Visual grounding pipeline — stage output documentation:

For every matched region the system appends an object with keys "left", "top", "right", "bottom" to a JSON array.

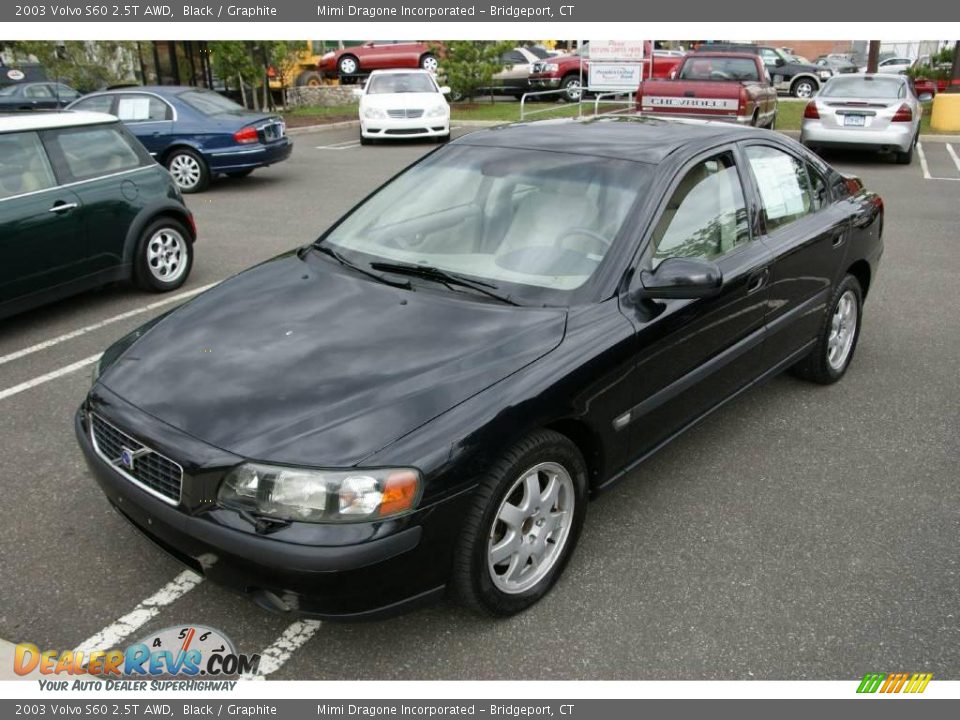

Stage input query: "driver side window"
[{"left": 650, "top": 153, "right": 750, "bottom": 268}]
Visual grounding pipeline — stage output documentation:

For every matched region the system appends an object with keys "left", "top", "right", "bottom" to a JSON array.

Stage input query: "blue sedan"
[{"left": 67, "top": 86, "right": 293, "bottom": 193}]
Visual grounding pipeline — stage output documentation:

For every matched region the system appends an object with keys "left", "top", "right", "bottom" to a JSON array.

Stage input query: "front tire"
[
  {"left": 165, "top": 148, "right": 209, "bottom": 194},
  {"left": 451, "top": 429, "right": 588, "bottom": 616},
  {"left": 791, "top": 274, "right": 863, "bottom": 384},
  {"left": 560, "top": 75, "right": 583, "bottom": 103},
  {"left": 419, "top": 53, "right": 439, "bottom": 73},
  {"left": 134, "top": 218, "right": 194, "bottom": 293}
]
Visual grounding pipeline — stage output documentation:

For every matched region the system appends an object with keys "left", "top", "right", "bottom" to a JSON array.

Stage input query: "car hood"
[
  {"left": 362, "top": 92, "right": 445, "bottom": 109},
  {"left": 100, "top": 251, "right": 566, "bottom": 467}
]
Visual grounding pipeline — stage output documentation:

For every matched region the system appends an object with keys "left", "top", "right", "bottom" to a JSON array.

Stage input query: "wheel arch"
[
  {"left": 791, "top": 74, "right": 820, "bottom": 91},
  {"left": 542, "top": 417, "right": 606, "bottom": 489},
  {"left": 846, "top": 259, "right": 872, "bottom": 300},
  {"left": 159, "top": 141, "right": 206, "bottom": 166}
]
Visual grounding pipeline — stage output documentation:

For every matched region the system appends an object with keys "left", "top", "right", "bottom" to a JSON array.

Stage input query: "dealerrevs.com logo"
[
  {"left": 856, "top": 673, "right": 933, "bottom": 694},
  {"left": 14, "top": 625, "right": 261, "bottom": 689}
]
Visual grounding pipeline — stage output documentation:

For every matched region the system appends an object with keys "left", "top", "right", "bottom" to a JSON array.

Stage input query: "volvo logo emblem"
[{"left": 118, "top": 446, "right": 147, "bottom": 471}]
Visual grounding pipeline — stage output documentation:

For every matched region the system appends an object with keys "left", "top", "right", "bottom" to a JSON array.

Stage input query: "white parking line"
[
  {"left": 315, "top": 140, "right": 361, "bottom": 150},
  {"left": 73, "top": 570, "right": 204, "bottom": 655},
  {"left": 917, "top": 142, "right": 932, "bottom": 179},
  {"left": 0, "top": 353, "right": 101, "bottom": 402},
  {"left": 242, "top": 620, "right": 322, "bottom": 681},
  {"left": 0, "top": 282, "right": 218, "bottom": 369},
  {"left": 946, "top": 143, "right": 960, "bottom": 174}
]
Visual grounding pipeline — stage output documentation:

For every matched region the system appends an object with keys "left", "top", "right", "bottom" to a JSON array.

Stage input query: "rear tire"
[
  {"left": 451, "top": 429, "right": 588, "bottom": 616},
  {"left": 296, "top": 71, "right": 323, "bottom": 88},
  {"left": 791, "top": 78, "right": 818, "bottom": 99},
  {"left": 791, "top": 274, "right": 863, "bottom": 384},
  {"left": 165, "top": 148, "right": 209, "bottom": 194},
  {"left": 895, "top": 132, "right": 917, "bottom": 165},
  {"left": 134, "top": 218, "right": 194, "bottom": 293}
]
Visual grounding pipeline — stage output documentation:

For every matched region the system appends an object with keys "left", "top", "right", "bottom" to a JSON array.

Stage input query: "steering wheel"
[{"left": 557, "top": 227, "right": 613, "bottom": 253}]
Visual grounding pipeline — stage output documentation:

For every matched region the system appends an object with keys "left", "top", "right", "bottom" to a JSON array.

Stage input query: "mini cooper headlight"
[
  {"left": 218, "top": 464, "right": 421, "bottom": 523},
  {"left": 363, "top": 107, "right": 386, "bottom": 119},
  {"left": 426, "top": 104, "right": 448, "bottom": 117}
]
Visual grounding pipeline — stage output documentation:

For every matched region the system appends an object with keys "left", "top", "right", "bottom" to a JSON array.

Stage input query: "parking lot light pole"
[{"left": 930, "top": 41, "right": 960, "bottom": 132}]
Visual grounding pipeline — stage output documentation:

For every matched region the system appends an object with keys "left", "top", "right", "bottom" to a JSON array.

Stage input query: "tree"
[
  {"left": 209, "top": 41, "right": 303, "bottom": 109},
  {"left": 3, "top": 41, "right": 137, "bottom": 91},
  {"left": 436, "top": 41, "right": 516, "bottom": 102}
]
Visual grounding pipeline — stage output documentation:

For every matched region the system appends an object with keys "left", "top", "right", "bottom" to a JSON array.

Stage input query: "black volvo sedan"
[{"left": 77, "top": 116, "right": 884, "bottom": 619}]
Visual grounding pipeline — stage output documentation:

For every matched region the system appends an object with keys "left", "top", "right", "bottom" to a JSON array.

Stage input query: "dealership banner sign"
[{"left": 588, "top": 63, "right": 643, "bottom": 92}]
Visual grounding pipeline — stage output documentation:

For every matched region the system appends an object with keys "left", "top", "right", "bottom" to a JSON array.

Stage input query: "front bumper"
[
  {"left": 361, "top": 116, "right": 449, "bottom": 140},
  {"left": 207, "top": 137, "right": 294, "bottom": 173},
  {"left": 75, "top": 396, "right": 468, "bottom": 619},
  {"left": 801, "top": 121, "right": 914, "bottom": 153},
  {"left": 529, "top": 77, "right": 562, "bottom": 89}
]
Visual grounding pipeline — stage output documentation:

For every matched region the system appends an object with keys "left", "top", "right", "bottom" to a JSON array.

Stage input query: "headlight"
[
  {"left": 426, "top": 104, "right": 448, "bottom": 117},
  {"left": 363, "top": 107, "right": 386, "bottom": 119},
  {"left": 542, "top": 63, "right": 559, "bottom": 73},
  {"left": 218, "top": 463, "right": 422, "bottom": 523}
]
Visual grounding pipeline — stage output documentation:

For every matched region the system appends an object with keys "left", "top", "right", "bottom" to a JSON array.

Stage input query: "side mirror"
[
  {"left": 636, "top": 257, "right": 723, "bottom": 300},
  {"left": 775, "top": 57, "right": 785, "bottom": 67},
  {"left": 351, "top": 88, "right": 363, "bottom": 99},
  {"left": 439, "top": 86, "right": 451, "bottom": 95}
]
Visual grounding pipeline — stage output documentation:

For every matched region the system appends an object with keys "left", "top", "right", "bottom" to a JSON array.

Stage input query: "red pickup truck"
[
  {"left": 528, "top": 42, "right": 683, "bottom": 102},
  {"left": 636, "top": 53, "right": 778, "bottom": 128}
]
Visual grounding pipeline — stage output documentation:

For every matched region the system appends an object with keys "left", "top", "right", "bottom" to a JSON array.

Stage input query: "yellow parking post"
[{"left": 930, "top": 93, "right": 960, "bottom": 132}]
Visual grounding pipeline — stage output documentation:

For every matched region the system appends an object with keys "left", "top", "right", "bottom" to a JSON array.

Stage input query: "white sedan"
[{"left": 355, "top": 69, "right": 451, "bottom": 144}]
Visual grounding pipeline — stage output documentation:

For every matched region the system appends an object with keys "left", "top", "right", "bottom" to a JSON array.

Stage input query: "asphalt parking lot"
[{"left": 1, "top": 124, "right": 958, "bottom": 681}]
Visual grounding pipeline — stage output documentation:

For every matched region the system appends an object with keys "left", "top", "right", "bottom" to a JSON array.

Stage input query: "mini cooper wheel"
[
  {"left": 792, "top": 274, "right": 863, "bottom": 384},
  {"left": 166, "top": 149, "right": 209, "bottom": 193},
  {"left": 452, "top": 429, "right": 587, "bottom": 616},
  {"left": 134, "top": 218, "right": 194, "bottom": 292}
]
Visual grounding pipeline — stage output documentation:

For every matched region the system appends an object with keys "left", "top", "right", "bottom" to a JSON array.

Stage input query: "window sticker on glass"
[
  {"left": 117, "top": 97, "right": 153, "bottom": 121},
  {"left": 747, "top": 152, "right": 808, "bottom": 222}
]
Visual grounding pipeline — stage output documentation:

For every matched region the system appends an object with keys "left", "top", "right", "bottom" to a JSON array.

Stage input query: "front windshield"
[
  {"left": 321, "top": 144, "right": 651, "bottom": 302},
  {"left": 367, "top": 73, "right": 436, "bottom": 94},
  {"left": 821, "top": 76, "right": 905, "bottom": 99},
  {"left": 178, "top": 89, "right": 246, "bottom": 114}
]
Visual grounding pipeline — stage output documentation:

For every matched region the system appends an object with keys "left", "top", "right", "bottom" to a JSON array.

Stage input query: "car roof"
[
  {"left": 453, "top": 115, "right": 768, "bottom": 165},
  {"left": 0, "top": 111, "right": 118, "bottom": 134},
  {"left": 690, "top": 52, "right": 757, "bottom": 60}
]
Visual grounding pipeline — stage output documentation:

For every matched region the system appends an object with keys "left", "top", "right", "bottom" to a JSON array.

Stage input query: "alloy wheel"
[
  {"left": 421, "top": 56, "right": 439, "bottom": 73},
  {"left": 168, "top": 154, "right": 202, "bottom": 191},
  {"left": 487, "top": 461, "right": 575, "bottom": 594},
  {"left": 827, "top": 289, "right": 858, "bottom": 371},
  {"left": 340, "top": 57, "right": 358, "bottom": 75},
  {"left": 146, "top": 227, "right": 188, "bottom": 284},
  {"left": 794, "top": 80, "right": 815, "bottom": 99}
]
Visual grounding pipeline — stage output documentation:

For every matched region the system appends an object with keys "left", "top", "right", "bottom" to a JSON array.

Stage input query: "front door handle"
[
  {"left": 747, "top": 267, "right": 770, "bottom": 294},
  {"left": 832, "top": 230, "right": 847, "bottom": 247},
  {"left": 49, "top": 202, "right": 79, "bottom": 214}
]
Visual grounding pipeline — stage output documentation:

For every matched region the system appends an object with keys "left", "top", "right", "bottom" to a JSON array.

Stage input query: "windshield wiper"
[
  {"left": 369, "top": 262, "right": 518, "bottom": 305},
  {"left": 312, "top": 245, "right": 411, "bottom": 289}
]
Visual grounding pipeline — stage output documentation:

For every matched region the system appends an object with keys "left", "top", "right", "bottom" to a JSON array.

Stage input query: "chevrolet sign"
[{"left": 643, "top": 97, "right": 739, "bottom": 110}]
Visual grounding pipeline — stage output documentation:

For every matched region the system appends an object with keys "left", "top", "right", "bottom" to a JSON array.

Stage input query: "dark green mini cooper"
[{"left": 0, "top": 112, "right": 196, "bottom": 320}]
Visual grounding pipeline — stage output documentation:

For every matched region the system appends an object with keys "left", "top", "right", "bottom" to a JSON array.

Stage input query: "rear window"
[
  {"left": 178, "top": 89, "right": 245, "bottom": 115},
  {"left": 821, "top": 76, "right": 905, "bottom": 99},
  {"left": 0, "top": 131, "right": 57, "bottom": 199},
  {"left": 679, "top": 57, "right": 759, "bottom": 81},
  {"left": 47, "top": 124, "right": 145, "bottom": 181}
]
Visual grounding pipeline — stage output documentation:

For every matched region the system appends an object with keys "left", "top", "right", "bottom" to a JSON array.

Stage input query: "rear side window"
[
  {"left": 70, "top": 94, "right": 115, "bottom": 114},
  {"left": 117, "top": 94, "right": 171, "bottom": 122},
  {"left": 46, "top": 125, "right": 144, "bottom": 182},
  {"left": 24, "top": 84, "right": 53, "bottom": 98},
  {"left": 0, "top": 131, "right": 57, "bottom": 199},
  {"left": 744, "top": 145, "right": 813, "bottom": 232}
]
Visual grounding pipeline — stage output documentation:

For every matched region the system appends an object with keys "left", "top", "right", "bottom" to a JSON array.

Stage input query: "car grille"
[
  {"left": 90, "top": 413, "right": 183, "bottom": 505},
  {"left": 261, "top": 120, "right": 285, "bottom": 142},
  {"left": 387, "top": 109, "right": 424, "bottom": 119}
]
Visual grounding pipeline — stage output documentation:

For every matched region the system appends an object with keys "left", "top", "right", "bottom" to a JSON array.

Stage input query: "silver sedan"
[{"left": 800, "top": 74, "right": 922, "bottom": 164}]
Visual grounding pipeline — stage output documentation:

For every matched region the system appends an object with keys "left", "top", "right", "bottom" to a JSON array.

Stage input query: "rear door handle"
[
  {"left": 832, "top": 230, "right": 847, "bottom": 247},
  {"left": 747, "top": 267, "right": 770, "bottom": 294},
  {"left": 49, "top": 202, "right": 79, "bottom": 214}
]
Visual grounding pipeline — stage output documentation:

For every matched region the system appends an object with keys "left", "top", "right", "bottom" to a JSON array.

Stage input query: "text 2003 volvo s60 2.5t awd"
[{"left": 76, "top": 116, "right": 883, "bottom": 619}]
